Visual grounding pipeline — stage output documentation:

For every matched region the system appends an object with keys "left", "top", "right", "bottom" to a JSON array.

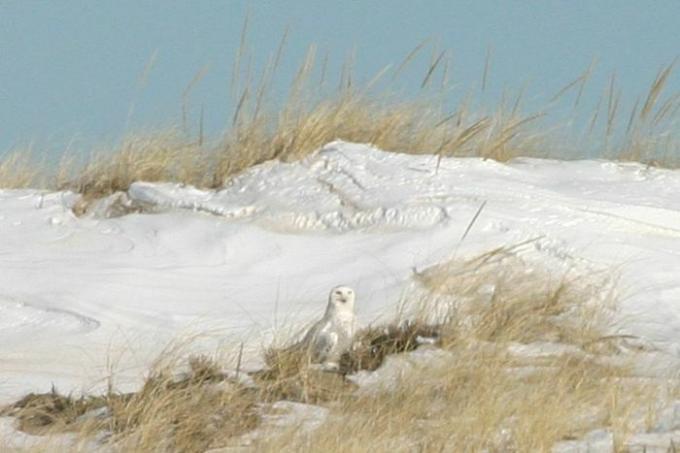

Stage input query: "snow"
[
  {"left": 3, "top": 140, "right": 680, "bottom": 409},
  {"left": 552, "top": 429, "right": 615, "bottom": 453},
  {"left": 0, "top": 416, "right": 94, "bottom": 452},
  {"left": 205, "top": 400, "right": 330, "bottom": 451}
]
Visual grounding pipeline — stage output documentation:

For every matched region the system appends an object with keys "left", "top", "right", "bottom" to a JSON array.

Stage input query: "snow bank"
[{"left": 2, "top": 141, "right": 680, "bottom": 402}]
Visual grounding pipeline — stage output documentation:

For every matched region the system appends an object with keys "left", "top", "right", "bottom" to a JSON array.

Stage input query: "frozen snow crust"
[{"left": 2, "top": 140, "right": 680, "bottom": 402}]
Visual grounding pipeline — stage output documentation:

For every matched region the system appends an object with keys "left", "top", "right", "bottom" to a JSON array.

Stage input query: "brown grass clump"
[
  {"left": 254, "top": 347, "right": 357, "bottom": 404},
  {"left": 0, "top": 151, "right": 44, "bottom": 189},
  {"left": 409, "top": 241, "right": 614, "bottom": 352},
  {"left": 4, "top": 39, "right": 677, "bottom": 197},
  {"left": 255, "top": 320, "right": 442, "bottom": 404},
  {"left": 0, "top": 387, "right": 107, "bottom": 435},
  {"left": 252, "top": 247, "right": 666, "bottom": 451},
  {"left": 1, "top": 355, "right": 260, "bottom": 453},
  {"left": 64, "top": 132, "right": 209, "bottom": 210},
  {"left": 3, "top": 247, "right": 675, "bottom": 451},
  {"left": 212, "top": 86, "right": 547, "bottom": 185},
  {"left": 212, "top": 41, "right": 549, "bottom": 185},
  {"left": 338, "top": 321, "right": 441, "bottom": 374},
  {"left": 615, "top": 62, "right": 680, "bottom": 166},
  {"left": 104, "top": 355, "right": 259, "bottom": 452},
  {"left": 258, "top": 350, "right": 654, "bottom": 452}
]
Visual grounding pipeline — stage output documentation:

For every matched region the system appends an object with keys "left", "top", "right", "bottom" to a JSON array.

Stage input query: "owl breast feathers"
[{"left": 301, "top": 286, "right": 356, "bottom": 365}]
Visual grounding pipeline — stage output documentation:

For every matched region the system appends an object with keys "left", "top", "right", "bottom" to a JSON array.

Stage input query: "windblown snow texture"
[{"left": 2, "top": 141, "right": 680, "bottom": 402}]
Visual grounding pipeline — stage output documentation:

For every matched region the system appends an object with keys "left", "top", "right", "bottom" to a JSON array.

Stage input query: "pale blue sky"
[{"left": 1, "top": 1, "right": 679, "bottom": 157}]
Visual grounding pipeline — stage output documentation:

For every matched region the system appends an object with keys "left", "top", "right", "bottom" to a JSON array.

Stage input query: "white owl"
[{"left": 300, "top": 285, "right": 357, "bottom": 367}]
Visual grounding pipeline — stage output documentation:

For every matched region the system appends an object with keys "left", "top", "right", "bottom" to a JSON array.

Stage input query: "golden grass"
[
  {"left": 104, "top": 355, "right": 258, "bottom": 452},
  {"left": 62, "top": 132, "right": 209, "bottom": 211},
  {"left": 408, "top": 242, "right": 613, "bottom": 350},
  {"left": 1, "top": 355, "right": 259, "bottom": 453},
  {"left": 612, "top": 62, "right": 680, "bottom": 165},
  {"left": 338, "top": 321, "right": 442, "bottom": 374},
  {"left": 254, "top": 349, "right": 357, "bottom": 404},
  {"left": 254, "top": 321, "right": 439, "bottom": 404},
  {"left": 257, "top": 352, "right": 657, "bottom": 452},
  {"left": 0, "top": 151, "right": 44, "bottom": 189},
  {"left": 253, "top": 247, "right": 670, "bottom": 452},
  {"left": 1, "top": 248, "right": 677, "bottom": 452},
  {"left": 1, "top": 388, "right": 107, "bottom": 436},
  {"left": 213, "top": 93, "right": 548, "bottom": 185},
  {"left": 211, "top": 42, "right": 551, "bottom": 183},
  {"left": 2, "top": 41, "right": 677, "bottom": 198}
]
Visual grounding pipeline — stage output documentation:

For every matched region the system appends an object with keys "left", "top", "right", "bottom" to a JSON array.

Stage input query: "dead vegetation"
[
  {"left": 0, "top": 151, "right": 44, "bottom": 189},
  {"left": 105, "top": 357, "right": 258, "bottom": 452},
  {"left": 1, "top": 388, "right": 108, "bottom": 435},
  {"left": 1, "top": 246, "right": 676, "bottom": 451},
  {"left": 1, "top": 355, "right": 259, "bottom": 453},
  {"left": 409, "top": 241, "right": 614, "bottom": 351},
  {"left": 1, "top": 38, "right": 678, "bottom": 204},
  {"left": 338, "top": 321, "right": 442, "bottom": 374},
  {"left": 253, "top": 348, "right": 356, "bottom": 404},
  {"left": 63, "top": 133, "right": 209, "bottom": 215},
  {"left": 254, "top": 321, "right": 439, "bottom": 404},
  {"left": 253, "top": 246, "right": 669, "bottom": 452},
  {"left": 259, "top": 351, "right": 656, "bottom": 452}
]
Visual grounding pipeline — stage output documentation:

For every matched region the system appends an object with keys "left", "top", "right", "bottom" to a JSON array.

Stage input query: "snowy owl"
[{"left": 300, "top": 285, "right": 357, "bottom": 366}]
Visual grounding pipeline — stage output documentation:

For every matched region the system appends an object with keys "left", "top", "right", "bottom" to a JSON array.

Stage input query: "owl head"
[{"left": 326, "top": 285, "right": 356, "bottom": 315}]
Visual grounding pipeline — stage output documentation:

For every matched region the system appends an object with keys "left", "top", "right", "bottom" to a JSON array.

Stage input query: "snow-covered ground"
[{"left": 3, "top": 140, "right": 680, "bottom": 406}]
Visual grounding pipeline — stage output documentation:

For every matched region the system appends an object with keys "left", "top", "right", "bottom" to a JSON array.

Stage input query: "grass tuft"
[
  {"left": 2, "top": 247, "right": 677, "bottom": 451},
  {"left": 64, "top": 133, "right": 208, "bottom": 207},
  {"left": 1, "top": 355, "right": 259, "bottom": 453},
  {"left": 338, "top": 321, "right": 442, "bottom": 374},
  {"left": 0, "top": 151, "right": 43, "bottom": 189},
  {"left": 252, "top": 248, "right": 664, "bottom": 451},
  {"left": 253, "top": 347, "right": 356, "bottom": 404},
  {"left": 3, "top": 42, "right": 677, "bottom": 198},
  {"left": 0, "top": 387, "right": 107, "bottom": 435}
]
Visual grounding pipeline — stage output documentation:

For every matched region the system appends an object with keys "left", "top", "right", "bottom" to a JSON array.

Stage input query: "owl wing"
[{"left": 310, "top": 323, "right": 338, "bottom": 364}]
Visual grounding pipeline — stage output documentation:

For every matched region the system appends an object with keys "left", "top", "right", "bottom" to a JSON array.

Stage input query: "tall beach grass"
[
  {"left": 1, "top": 37, "right": 678, "bottom": 199},
  {"left": 3, "top": 246, "right": 678, "bottom": 451}
]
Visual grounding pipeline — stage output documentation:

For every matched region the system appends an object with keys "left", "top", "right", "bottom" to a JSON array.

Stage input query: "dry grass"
[
  {"left": 2, "top": 247, "right": 676, "bottom": 452},
  {"left": 1, "top": 355, "right": 259, "bottom": 453},
  {"left": 254, "top": 347, "right": 357, "bottom": 404},
  {"left": 338, "top": 321, "right": 442, "bottom": 374},
  {"left": 408, "top": 242, "right": 614, "bottom": 351},
  {"left": 211, "top": 42, "right": 550, "bottom": 184},
  {"left": 62, "top": 132, "right": 209, "bottom": 211},
  {"left": 253, "top": 247, "right": 669, "bottom": 452},
  {"left": 254, "top": 321, "right": 439, "bottom": 404},
  {"left": 0, "top": 151, "right": 44, "bottom": 189},
  {"left": 610, "top": 62, "right": 680, "bottom": 165},
  {"left": 0, "top": 388, "right": 108, "bottom": 435},
  {"left": 258, "top": 351, "right": 656, "bottom": 452},
  {"left": 2, "top": 41, "right": 677, "bottom": 198},
  {"left": 213, "top": 86, "right": 546, "bottom": 185},
  {"left": 104, "top": 355, "right": 259, "bottom": 452}
]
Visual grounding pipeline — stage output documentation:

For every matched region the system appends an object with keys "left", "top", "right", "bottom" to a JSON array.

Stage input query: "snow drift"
[{"left": 2, "top": 140, "right": 680, "bottom": 403}]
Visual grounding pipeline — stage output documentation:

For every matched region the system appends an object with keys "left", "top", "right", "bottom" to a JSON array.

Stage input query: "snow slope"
[{"left": 2, "top": 140, "right": 680, "bottom": 403}]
